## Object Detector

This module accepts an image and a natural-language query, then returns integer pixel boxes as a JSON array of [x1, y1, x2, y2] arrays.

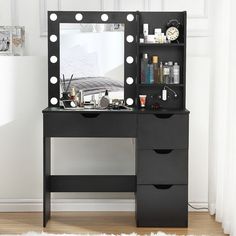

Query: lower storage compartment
[[136, 184, 188, 227]]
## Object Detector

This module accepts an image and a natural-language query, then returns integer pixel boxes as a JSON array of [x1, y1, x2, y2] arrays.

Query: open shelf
[[139, 43, 185, 47], [138, 83, 184, 87]]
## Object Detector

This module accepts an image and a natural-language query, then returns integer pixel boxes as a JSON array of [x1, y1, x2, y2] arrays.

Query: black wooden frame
[[48, 11, 138, 107]]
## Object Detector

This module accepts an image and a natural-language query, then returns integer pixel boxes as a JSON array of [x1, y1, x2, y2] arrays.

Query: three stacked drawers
[[136, 112, 189, 227]]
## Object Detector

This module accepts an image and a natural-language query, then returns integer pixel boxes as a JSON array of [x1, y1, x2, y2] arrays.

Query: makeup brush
[[66, 74, 74, 93]]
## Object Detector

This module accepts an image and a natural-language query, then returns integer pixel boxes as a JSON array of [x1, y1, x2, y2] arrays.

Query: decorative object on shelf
[[0, 27, 12, 55], [139, 95, 147, 107], [160, 86, 178, 101], [0, 26, 25, 56], [166, 19, 181, 43]]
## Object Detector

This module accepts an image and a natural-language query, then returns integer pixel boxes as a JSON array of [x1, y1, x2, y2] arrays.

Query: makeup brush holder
[[61, 92, 70, 101]]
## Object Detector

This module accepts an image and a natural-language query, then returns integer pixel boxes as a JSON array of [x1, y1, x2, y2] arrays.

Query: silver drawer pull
[[154, 114, 173, 119], [154, 149, 173, 155], [154, 185, 173, 190]]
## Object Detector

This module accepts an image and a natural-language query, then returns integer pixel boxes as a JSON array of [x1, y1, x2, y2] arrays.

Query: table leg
[[43, 137, 51, 227]]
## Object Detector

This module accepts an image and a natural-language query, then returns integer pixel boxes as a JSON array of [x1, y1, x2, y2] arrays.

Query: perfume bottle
[[141, 53, 148, 84], [159, 61, 164, 84], [153, 56, 159, 84], [173, 62, 180, 84], [163, 62, 170, 84]]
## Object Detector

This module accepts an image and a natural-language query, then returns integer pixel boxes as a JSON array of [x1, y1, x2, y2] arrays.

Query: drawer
[[138, 114, 189, 149], [44, 112, 137, 137], [137, 149, 188, 184], [136, 184, 188, 227]]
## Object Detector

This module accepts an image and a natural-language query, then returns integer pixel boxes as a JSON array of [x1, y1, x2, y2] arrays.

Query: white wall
[[0, 0, 210, 211]]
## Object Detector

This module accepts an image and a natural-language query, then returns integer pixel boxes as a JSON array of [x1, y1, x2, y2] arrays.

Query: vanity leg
[[43, 137, 51, 227]]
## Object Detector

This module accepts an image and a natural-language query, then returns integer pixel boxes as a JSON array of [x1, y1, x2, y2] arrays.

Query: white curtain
[[208, 0, 236, 235]]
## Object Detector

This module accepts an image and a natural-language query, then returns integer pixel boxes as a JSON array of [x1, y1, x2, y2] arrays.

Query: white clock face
[[166, 26, 179, 41]]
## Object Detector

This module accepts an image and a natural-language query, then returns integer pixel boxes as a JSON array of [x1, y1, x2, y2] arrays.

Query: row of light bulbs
[[49, 12, 136, 106], [50, 12, 135, 22]]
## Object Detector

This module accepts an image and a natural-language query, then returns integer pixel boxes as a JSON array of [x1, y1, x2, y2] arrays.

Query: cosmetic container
[[160, 33, 165, 43], [153, 56, 159, 83], [140, 38, 144, 43], [148, 63, 154, 84], [143, 24, 148, 42], [139, 95, 147, 107], [143, 24, 148, 36], [147, 35, 155, 43], [154, 29, 162, 43], [168, 61, 174, 84], [163, 62, 170, 84], [159, 61, 164, 83], [173, 62, 180, 84], [141, 53, 148, 84]]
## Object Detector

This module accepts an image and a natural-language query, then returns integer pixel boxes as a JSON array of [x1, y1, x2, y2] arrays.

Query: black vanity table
[[43, 11, 189, 227]]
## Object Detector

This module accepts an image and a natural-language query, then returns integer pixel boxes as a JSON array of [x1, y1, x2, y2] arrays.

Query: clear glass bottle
[[153, 56, 159, 84], [159, 61, 164, 83], [173, 62, 180, 84], [141, 53, 148, 84], [168, 61, 174, 84], [163, 62, 170, 84]]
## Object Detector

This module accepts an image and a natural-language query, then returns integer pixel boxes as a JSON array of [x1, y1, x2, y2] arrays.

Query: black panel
[[44, 112, 137, 137], [137, 114, 189, 149], [43, 137, 51, 227], [136, 185, 188, 227], [137, 149, 188, 184], [50, 175, 136, 192]]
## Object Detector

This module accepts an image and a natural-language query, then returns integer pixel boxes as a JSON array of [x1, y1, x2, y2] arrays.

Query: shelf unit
[[136, 11, 188, 227], [137, 11, 186, 111]]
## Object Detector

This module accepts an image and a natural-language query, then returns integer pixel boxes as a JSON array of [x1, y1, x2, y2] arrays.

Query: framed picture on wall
[[0, 26, 25, 56], [0, 27, 13, 55]]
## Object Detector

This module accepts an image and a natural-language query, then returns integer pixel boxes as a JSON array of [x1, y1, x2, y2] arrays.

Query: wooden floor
[[0, 212, 226, 235]]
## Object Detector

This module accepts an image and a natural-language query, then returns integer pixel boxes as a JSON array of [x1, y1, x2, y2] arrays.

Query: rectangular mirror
[[60, 23, 125, 102]]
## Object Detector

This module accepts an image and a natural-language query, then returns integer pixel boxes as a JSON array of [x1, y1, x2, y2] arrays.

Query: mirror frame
[[48, 11, 138, 107]]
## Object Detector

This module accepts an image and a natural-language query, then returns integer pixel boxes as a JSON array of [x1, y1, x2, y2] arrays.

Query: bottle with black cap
[[100, 90, 110, 108]]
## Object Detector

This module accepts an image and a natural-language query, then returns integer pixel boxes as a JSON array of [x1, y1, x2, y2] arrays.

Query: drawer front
[[138, 114, 189, 149], [136, 184, 188, 227], [137, 149, 188, 184], [44, 112, 137, 137]]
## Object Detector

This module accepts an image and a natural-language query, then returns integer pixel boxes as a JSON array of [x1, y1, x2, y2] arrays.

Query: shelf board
[[138, 83, 184, 87], [139, 43, 184, 47]]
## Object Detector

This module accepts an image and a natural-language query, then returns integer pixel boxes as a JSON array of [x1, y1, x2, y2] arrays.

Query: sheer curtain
[[208, 0, 236, 235]]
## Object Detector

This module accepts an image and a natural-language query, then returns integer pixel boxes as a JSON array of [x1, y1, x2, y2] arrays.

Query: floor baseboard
[[0, 199, 208, 212]]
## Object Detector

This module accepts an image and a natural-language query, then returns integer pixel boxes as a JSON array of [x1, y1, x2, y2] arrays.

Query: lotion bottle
[[141, 53, 148, 84], [173, 62, 180, 84], [153, 56, 159, 83]]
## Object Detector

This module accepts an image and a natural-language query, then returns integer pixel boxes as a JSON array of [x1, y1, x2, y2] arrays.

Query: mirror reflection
[[60, 23, 125, 108]]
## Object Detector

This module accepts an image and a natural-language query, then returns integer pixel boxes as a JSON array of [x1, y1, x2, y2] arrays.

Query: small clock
[[166, 19, 181, 43]]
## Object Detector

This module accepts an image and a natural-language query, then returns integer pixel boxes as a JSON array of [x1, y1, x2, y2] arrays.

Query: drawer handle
[[81, 113, 100, 118], [154, 114, 173, 119], [154, 149, 173, 154], [154, 185, 173, 190]]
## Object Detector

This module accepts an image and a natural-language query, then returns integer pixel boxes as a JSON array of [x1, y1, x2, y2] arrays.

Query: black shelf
[[138, 83, 184, 87], [139, 43, 184, 47]]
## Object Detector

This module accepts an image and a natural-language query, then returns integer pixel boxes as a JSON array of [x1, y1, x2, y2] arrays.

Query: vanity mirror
[[48, 11, 138, 108], [60, 23, 125, 103]]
